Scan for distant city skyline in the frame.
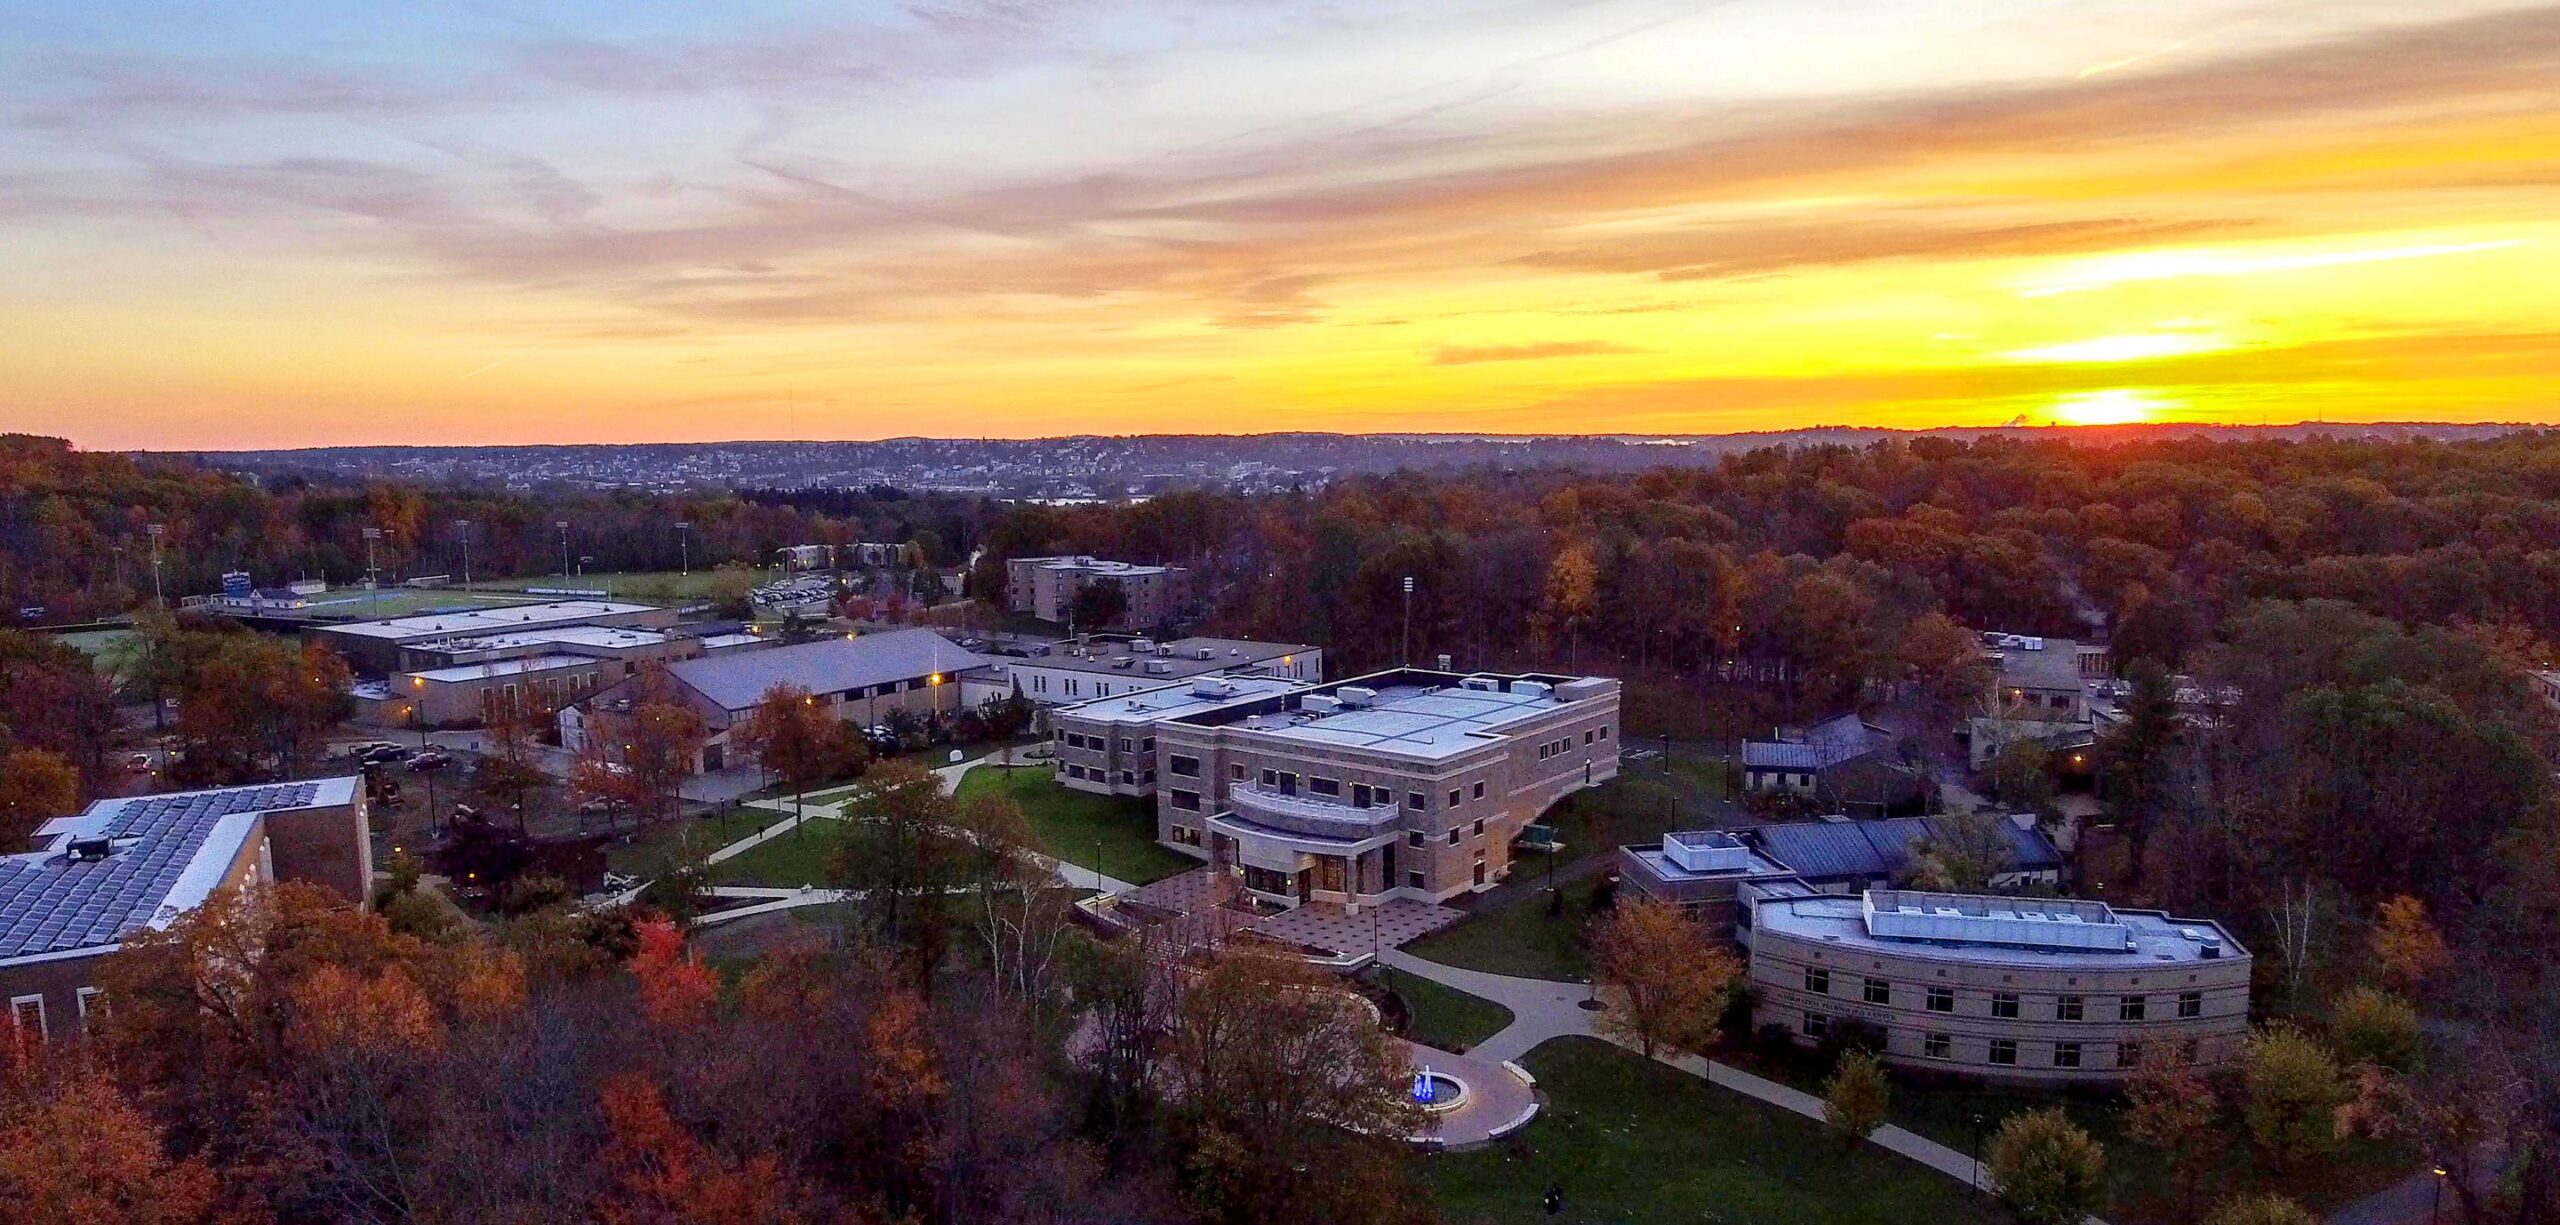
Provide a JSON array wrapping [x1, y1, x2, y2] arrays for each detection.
[[5, 1, 2557, 448]]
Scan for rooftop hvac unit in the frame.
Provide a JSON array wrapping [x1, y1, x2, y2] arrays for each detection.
[[1130, 638, 1156, 654], [1337, 686, 1378, 708], [1461, 677, 1500, 692], [1191, 677, 1236, 698], [1145, 660, 1173, 675], [1301, 694, 1343, 716], [66, 835, 113, 863], [1195, 647, 1215, 660], [1662, 830, 1750, 874], [1513, 680, 1552, 699], [1110, 656, 1135, 669]]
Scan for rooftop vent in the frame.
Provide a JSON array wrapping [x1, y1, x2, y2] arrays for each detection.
[[1144, 660, 1173, 675], [1195, 647, 1215, 660], [1130, 638, 1156, 654], [1110, 656, 1134, 669], [1190, 677, 1237, 699], [1337, 686, 1378, 708], [1662, 830, 1750, 874], [65, 835, 114, 863], [1461, 677, 1500, 692], [1301, 694, 1343, 716], [1513, 679, 1552, 699]]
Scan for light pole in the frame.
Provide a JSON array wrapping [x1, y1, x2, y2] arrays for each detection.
[[1401, 575, 1414, 668], [2432, 1164, 2449, 1224], [144, 523, 165, 605], [453, 519, 473, 586], [361, 527, 383, 616], [556, 521, 571, 580], [675, 521, 691, 576], [1968, 1112, 1987, 1198]]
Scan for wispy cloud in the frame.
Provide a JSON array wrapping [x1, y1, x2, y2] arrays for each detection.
[[1431, 340, 1639, 365]]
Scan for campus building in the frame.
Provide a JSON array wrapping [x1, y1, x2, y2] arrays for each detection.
[[1004, 556, 1190, 629], [313, 599, 676, 674], [1745, 887, 2251, 1083], [0, 779, 373, 1046], [962, 635, 1321, 709], [1049, 675, 1303, 797], [1968, 632, 2112, 770], [563, 628, 983, 773], [1148, 668, 1622, 907], [1618, 815, 2067, 929], [359, 625, 706, 729]]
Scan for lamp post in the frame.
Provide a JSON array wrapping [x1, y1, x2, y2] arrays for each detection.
[[556, 521, 572, 580], [2432, 1164, 2449, 1225], [675, 520, 691, 576], [1968, 1112, 1987, 1198], [453, 519, 473, 586]]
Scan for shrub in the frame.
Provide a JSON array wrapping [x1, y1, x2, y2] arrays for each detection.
[[1822, 1048, 1890, 1141], [2243, 1022, 2349, 1166], [1987, 1107, 2106, 1225]]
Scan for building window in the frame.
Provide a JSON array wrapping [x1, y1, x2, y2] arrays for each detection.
[[1351, 784, 1373, 808], [2120, 996, 2148, 1022], [1599, 726, 1609, 740], [1142, 737, 1154, 752], [1804, 967, 1831, 994], [1926, 986, 1954, 1013], [2178, 991, 2202, 1019], [1473, 781, 1486, 799], [74, 987, 103, 1027], [1864, 977, 1890, 1005], [1802, 1012, 1830, 1039], [1407, 831, 1425, 849], [2117, 1041, 2144, 1069], [1408, 791, 1427, 811], [1117, 738, 1134, 752], [1407, 871, 1425, 889], [1231, 763, 1246, 781], [1447, 828, 1461, 846], [2054, 1042, 2083, 1069], [2056, 994, 2084, 1021], [1585, 729, 1596, 745], [1923, 1032, 1951, 1059], [1309, 777, 1341, 797], [8, 995, 44, 1045], [1992, 993, 2019, 1019], [1170, 824, 1202, 847], [1260, 769, 1277, 787], [1471, 818, 1485, 838], [1169, 789, 1200, 812], [1169, 755, 1199, 778], [1988, 1039, 2018, 1066], [1448, 788, 1462, 807]]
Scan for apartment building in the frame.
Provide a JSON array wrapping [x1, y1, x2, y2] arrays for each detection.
[[961, 635, 1319, 708], [1148, 668, 1621, 907], [0, 779, 373, 1047], [1004, 555, 1189, 629], [1746, 887, 2251, 1083]]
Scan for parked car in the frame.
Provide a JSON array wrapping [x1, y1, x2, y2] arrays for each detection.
[[343, 741, 398, 760], [362, 744, 415, 765], [410, 749, 453, 771], [123, 752, 153, 774]]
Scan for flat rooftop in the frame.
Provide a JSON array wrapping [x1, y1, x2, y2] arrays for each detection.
[[403, 625, 671, 655], [1177, 670, 1612, 763], [0, 779, 359, 963], [1753, 888, 2246, 969], [982, 635, 1312, 680], [320, 600, 660, 641], [409, 653, 598, 683], [1624, 842, 1796, 883], [1053, 675, 1302, 725], [1024, 556, 1174, 577], [1985, 634, 2088, 692]]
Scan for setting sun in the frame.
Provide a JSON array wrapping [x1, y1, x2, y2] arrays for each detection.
[[2048, 389, 2173, 426]]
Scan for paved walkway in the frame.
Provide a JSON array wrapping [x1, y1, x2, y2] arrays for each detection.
[[1376, 949, 2080, 1216]]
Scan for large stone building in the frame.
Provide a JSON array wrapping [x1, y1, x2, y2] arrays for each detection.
[[1144, 668, 1621, 907], [1618, 815, 2067, 933], [1048, 675, 1304, 797], [563, 628, 983, 773], [1004, 556, 1189, 629], [0, 779, 373, 1046], [1744, 887, 2250, 1083], [359, 624, 707, 729]]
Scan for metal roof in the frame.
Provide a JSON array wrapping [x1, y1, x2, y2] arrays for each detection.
[[665, 628, 983, 712], [0, 779, 353, 962], [321, 600, 659, 641], [1742, 713, 1886, 771], [1748, 816, 2062, 883]]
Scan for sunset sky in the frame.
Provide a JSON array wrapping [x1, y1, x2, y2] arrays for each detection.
[[4, 1, 2557, 449]]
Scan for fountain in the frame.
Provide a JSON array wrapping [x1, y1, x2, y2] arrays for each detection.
[[1409, 1064, 1468, 1114]]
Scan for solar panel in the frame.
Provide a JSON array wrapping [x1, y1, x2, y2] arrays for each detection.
[[0, 782, 326, 958]]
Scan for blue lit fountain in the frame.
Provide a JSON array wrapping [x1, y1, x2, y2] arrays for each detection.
[[1409, 1065, 1468, 1114]]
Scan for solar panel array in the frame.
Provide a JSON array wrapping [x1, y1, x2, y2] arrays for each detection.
[[0, 783, 319, 959]]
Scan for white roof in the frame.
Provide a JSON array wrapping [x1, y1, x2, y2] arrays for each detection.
[[323, 601, 658, 641]]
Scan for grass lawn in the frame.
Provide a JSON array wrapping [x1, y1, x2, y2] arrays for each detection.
[[1405, 888, 1597, 982], [605, 806, 795, 874], [1536, 774, 1691, 869], [1377, 971, 1513, 1053], [710, 819, 846, 887], [466, 569, 727, 604], [953, 764, 1192, 885], [1421, 1037, 1998, 1225], [1716, 1041, 2417, 1225]]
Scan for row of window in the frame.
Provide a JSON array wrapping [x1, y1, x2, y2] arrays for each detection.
[[1801, 967, 2205, 1020], [1248, 768, 1489, 812], [1799, 1012, 2202, 1069], [1533, 725, 1609, 761], [9, 987, 105, 1045], [1062, 763, 1153, 786], [1405, 818, 1487, 849], [1059, 730, 1155, 754]]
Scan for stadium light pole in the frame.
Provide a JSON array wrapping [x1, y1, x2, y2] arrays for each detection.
[[1401, 575, 1414, 668], [361, 527, 383, 616], [675, 521, 691, 576], [453, 519, 473, 586], [144, 523, 166, 606], [556, 521, 571, 580]]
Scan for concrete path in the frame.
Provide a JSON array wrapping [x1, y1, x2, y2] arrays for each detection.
[[1379, 948, 2078, 1217]]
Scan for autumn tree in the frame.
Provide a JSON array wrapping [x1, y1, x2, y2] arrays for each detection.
[[2327, 986, 2423, 1074], [1590, 898, 1742, 1059], [828, 762, 967, 981], [1984, 738, 2056, 814], [1987, 1107, 2106, 1225], [1070, 577, 1131, 632], [0, 747, 78, 848], [1536, 540, 1599, 670], [1821, 1048, 1890, 1142], [629, 918, 717, 1030], [2368, 895, 2448, 992], [1162, 947, 1427, 1225], [595, 1073, 809, 1225], [572, 667, 705, 833], [2097, 661, 2180, 885], [1900, 811, 2017, 892], [2124, 1044, 2219, 1212], [731, 682, 858, 829], [2242, 1022, 2348, 1167], [0, 1062, 218, 1225]]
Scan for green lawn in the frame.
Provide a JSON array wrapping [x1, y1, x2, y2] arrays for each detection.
[[710, 819, 846, 887], [606, 807, 794, 874], [953, 764, 1193, 885], [1422, 1037, 1998, 1225], [1716, 1041, 2416, 1225], [465, 569, 727, 604], [1406, 888, 1598, 982], [1378, 971, 1514, 1053], [1536, 775, 1691, 868]]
